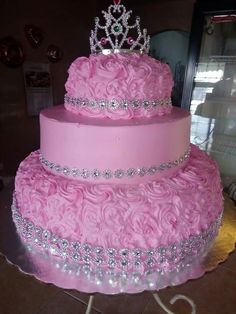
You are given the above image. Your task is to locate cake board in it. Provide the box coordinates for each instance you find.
[0,186,236,314]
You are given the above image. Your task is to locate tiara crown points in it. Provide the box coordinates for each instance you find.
[90,1,150,54]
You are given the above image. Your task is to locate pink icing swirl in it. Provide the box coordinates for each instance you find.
[64,53,174,119]
[15,145,223,251]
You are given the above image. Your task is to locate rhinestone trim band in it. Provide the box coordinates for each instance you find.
[12,197,222,275]
[64,94,172,111]
[39,147,190,180]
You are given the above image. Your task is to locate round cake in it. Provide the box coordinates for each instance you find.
[12,0,223,288]
[64,52,173,119]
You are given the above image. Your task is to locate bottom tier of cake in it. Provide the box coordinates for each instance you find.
[12,144,223,277]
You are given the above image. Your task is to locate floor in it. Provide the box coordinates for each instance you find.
[0,180,236,314]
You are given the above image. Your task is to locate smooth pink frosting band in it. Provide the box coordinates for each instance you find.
[40,106,191,184]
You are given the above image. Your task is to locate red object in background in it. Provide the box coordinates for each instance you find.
[0,36,24,67]
[113,0,121,5]
[211,15,236,24]
[24,25,43,48]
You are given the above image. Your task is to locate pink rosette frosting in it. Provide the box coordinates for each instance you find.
[15,144,223,251]
[64,53,174,119]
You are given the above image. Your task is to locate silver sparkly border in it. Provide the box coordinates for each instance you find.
[12,197,222,276]
[39,147,190,180]
[64,94,172,111]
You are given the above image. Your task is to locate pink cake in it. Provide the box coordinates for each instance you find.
[64,53,173,119]
[12,1,223,284]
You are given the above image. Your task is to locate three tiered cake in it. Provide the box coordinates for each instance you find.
[12,0,223,288]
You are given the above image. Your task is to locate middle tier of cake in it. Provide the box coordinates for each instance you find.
[40,106,190,184]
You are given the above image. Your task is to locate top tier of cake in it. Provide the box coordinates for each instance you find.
[64,52,174,120]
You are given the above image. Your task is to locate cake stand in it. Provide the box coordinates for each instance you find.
[0,186,236,314]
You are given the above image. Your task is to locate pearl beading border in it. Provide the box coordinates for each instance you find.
[64,94,172,111]
[39,147,190,180]
[12,196,222,275]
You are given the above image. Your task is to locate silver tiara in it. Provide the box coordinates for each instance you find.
[90,0,150,54]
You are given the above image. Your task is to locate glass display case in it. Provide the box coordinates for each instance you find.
[182,1,236,188]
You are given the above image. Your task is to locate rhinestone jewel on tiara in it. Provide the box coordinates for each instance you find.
[90,0,150,54]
